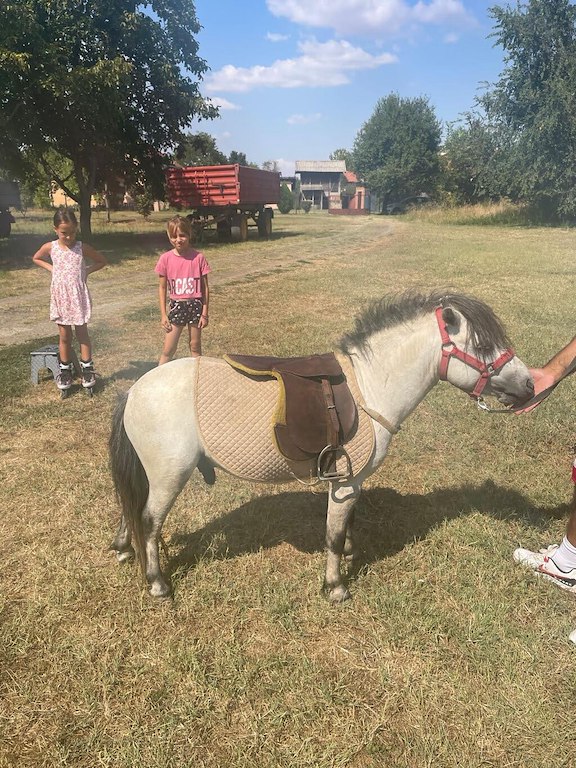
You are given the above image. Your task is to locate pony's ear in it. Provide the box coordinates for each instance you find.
[442,306,459,331]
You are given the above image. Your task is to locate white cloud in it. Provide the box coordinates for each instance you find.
[266,0,474,37]
[205,38,396,93]
[287,113,322,125]
[443,32,459,43]
[207,96,241,110]
[267,32,290,42]
[275,158,296,176]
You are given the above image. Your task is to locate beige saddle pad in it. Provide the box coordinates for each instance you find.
[195,355,375,483]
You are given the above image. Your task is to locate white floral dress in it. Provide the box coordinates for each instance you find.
[49,240,92,326]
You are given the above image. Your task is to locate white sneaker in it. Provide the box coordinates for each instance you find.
[514,544,576,592]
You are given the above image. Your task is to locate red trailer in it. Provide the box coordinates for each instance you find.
[166,164,280,241]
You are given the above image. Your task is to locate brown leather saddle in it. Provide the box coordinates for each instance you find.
[223,352,357,480]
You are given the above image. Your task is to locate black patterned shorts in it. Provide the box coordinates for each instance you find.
[168,299,203,326]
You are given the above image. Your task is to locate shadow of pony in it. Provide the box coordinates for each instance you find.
[166,479,569,582]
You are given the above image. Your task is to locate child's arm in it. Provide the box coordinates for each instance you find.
[83,243,108,275]
[32,243,53,272]
[158,276,171,331]
[198,275,209,329]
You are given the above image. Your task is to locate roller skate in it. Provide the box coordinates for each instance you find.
[56,361,74,399]
[80,359,96,396]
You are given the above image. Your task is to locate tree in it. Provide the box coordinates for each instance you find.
[262,160,281,173]
[330,148,354,169]
[481,0,576,218]
[440,115,516,205]
[0,0,216,235]
[352,93,441,208]
[176,132,228,167]
[228,150,248,166]
[278,183,293,214]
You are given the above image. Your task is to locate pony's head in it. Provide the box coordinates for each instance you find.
[339,290,534,407]
[436,295,533,406]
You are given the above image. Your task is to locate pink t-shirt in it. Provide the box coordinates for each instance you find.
[154,248,212,300]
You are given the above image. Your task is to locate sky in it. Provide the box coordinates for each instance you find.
[190,0,509,176]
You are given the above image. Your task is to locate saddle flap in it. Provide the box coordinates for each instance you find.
[276,372,358,459]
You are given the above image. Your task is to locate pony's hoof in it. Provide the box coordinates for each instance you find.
[325,584,351,604]
[149,582,172,599]
[114,547,135,563]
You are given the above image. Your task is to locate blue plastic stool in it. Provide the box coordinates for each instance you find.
[30,344,80,384]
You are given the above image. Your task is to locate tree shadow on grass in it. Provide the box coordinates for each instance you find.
[166,480,570,582]
[0,230,168,270]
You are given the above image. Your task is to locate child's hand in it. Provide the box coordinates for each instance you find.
[198,314,209,329]
[161,317,172,332]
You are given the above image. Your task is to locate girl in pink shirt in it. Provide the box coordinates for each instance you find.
[155,215,211,364]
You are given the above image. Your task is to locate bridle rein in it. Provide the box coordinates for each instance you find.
[435,306,516,401]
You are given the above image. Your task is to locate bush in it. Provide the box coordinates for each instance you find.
[134,190,155,218]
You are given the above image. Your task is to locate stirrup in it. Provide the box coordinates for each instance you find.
[317,445,353,482]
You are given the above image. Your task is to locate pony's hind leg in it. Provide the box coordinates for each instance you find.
[141,477,193,598]
[110,513,135,563]
[323,483,361,603]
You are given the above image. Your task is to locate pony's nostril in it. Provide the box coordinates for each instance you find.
[527,378,535,393]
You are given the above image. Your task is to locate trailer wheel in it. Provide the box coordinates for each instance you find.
[231,214,248,242]
[257,208,273,239]
[217,220,232,241]
[0,213,11,238]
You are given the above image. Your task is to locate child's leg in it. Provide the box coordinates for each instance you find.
[187,325,202,358]
[56,325,74,391]
[57,324,74,363]
[75,324,92,363]
[75,324,97,388]
[159,324,184,365]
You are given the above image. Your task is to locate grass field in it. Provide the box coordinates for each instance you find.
[1,206,576,767]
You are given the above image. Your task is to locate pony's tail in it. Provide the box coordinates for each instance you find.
[109,392,149,573]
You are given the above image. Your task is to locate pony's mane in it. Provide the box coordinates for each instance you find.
[338,290,511,356]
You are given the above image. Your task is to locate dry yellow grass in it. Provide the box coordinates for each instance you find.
[1,207,576,767]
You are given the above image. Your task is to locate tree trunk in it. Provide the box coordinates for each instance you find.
[74,158,96,239]
[79,192,93,238]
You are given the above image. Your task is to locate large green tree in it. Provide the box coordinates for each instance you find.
[176,132,228,166]
[441,114,517,205]
[0,0,216,235]
[482,0,576,218]
[330,148,354,169]
[352,93,441,208]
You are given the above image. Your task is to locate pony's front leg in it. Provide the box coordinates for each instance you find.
[323,483,361,603]
[110,513,135,563]
[343,508,356,566]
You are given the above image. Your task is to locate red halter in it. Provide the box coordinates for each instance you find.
[435,306,516,398]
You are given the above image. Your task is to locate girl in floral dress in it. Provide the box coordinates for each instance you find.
[32,208,107,393]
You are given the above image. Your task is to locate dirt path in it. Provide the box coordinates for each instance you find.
[0,216,395,348]
[0,249,319,347]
